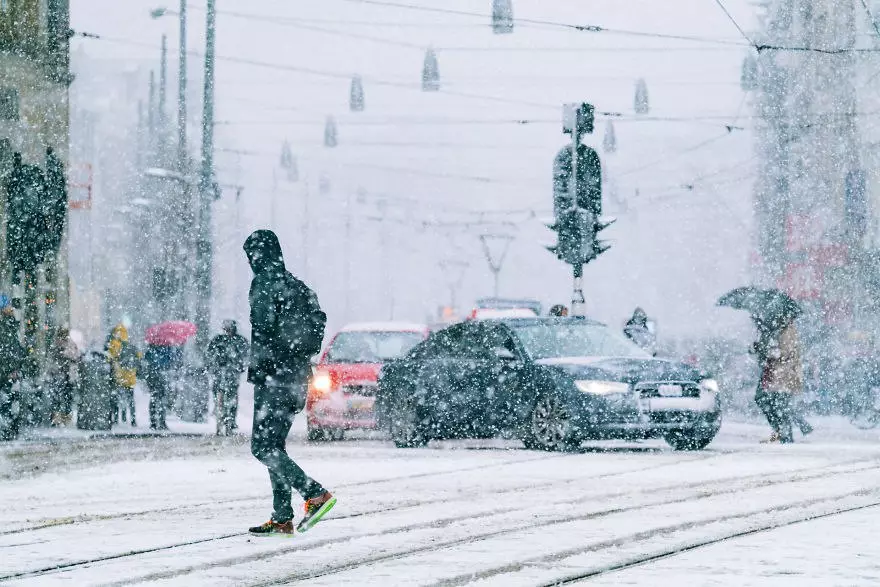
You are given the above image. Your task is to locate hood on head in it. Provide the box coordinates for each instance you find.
[244,230,285,274]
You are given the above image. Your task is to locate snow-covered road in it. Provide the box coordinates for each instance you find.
[2,419,880,586]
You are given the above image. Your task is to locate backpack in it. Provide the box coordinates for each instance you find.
[276,274,327,359]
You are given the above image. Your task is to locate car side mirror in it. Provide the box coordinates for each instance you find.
[494,347,517,361]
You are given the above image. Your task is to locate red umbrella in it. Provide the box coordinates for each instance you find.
[145,321,197,346]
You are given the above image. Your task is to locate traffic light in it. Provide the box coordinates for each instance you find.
[552,143,602,218]
[546,208,592,266]
[588,216,616,263]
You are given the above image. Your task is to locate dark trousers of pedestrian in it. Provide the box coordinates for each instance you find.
[755,388,793,443]
[251,382,325,523]
[50,378,74,425]
[147,374,168,430]
[116,386,136,426]
[789,396,813,435]
[213,371,240,435]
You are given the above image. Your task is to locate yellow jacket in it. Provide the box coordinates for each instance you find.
[107,324,139,388]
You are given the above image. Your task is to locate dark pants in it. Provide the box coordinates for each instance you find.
[147,373,168,430]
[213,371,240,435]
[251,381,324,523]
[755,389,793,443]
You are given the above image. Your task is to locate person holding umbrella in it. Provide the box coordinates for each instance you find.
[719,287,808,443]
[143,321,195,430]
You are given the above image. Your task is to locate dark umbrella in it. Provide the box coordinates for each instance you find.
[717,286,802,332]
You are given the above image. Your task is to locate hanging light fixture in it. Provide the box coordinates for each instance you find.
[492,0,514,34]
[280,140,299,182]
[603,120,617,153]
[634,78,650,115]
[350,75,365,112]
[422,47,440,91]
[324,116,338,147]
[740,55,758,91]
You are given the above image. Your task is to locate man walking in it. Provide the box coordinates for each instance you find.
[244,229,335,536]
[206,320,249,436]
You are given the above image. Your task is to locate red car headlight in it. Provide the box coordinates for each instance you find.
[309,371,334,397]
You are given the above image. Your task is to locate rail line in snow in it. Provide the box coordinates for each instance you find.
[0,447,573,536]
[1,444,723,537]
[0,450,729,582]
[55,456,877,586]
[257,464,880,586]
[536,499,880,585]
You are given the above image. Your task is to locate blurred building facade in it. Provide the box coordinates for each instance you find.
[0,0,72,355]
[752,0,880,398]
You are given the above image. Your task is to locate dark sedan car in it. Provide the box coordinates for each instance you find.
[376,317,721,451]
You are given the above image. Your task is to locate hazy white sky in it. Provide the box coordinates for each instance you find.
[69,0,760,340]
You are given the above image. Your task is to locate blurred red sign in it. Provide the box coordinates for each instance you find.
[785,214,825,252]
[809,243,848,268]
[778,263,822,300]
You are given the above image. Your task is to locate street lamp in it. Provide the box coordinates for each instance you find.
[150,4,187,169]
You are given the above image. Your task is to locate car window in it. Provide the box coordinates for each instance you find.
[480,324,519,356]
[421,323,489,359]
[325,331,425,363]
[514,322,650,360]
[420,324,466,358]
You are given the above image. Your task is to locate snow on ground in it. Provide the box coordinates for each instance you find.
[2,417,880,586]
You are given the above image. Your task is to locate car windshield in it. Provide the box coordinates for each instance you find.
[325,331,424,364]
[514,322,651,360]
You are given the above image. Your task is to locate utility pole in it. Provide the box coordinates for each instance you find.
[159,35,167,126]
[567,113,586,316]
[344,189,352,321]
[195,0,216,351]
[177,0,187,167]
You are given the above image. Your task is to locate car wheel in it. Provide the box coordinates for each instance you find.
[390,400,429,448]
[664,428,716,451]
[330,427,345,441]
[525,394,577,452]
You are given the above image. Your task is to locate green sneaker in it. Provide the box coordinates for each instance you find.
[296,492,337,533]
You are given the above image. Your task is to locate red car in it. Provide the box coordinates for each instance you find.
[307,322,429,441]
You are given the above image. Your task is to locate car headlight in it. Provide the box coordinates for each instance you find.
[575,380,631,395]
[700,379,719,393]
[310,371,334,395]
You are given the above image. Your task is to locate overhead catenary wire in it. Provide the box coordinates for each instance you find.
[712,0,880,54]
[858,0,880,43]
[78,33,560,111]
[334,0,749,46]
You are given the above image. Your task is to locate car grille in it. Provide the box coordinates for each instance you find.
[341,383,378,396]
[635,381,700,399]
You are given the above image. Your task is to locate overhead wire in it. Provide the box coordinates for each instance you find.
[334,0,749,46]
[712,0,880,54]
[77,33,559,111]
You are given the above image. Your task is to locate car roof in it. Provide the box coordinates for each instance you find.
[492,316,607,327]
[339,322,428,333]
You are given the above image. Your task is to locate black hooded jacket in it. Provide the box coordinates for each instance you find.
[243,230,323,384]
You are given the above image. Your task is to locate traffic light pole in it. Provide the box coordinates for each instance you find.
[569,122,586,317]
[195,0,215,352]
